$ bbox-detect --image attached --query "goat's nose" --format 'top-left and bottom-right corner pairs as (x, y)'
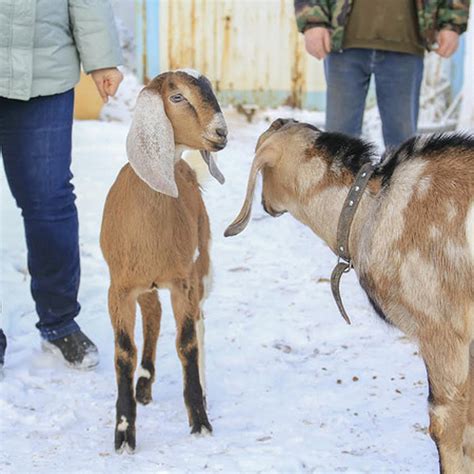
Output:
(215, 127), (227, 139)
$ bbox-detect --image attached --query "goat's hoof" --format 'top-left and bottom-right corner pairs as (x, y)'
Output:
(191, 418), (213, 436)
(115, 424), (136, 454)
(136, 378), (153, 405)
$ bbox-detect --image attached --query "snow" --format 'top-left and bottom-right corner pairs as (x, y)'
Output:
(1, 109), (438, 473)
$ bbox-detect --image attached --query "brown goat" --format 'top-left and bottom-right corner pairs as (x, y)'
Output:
(225, 119), (474, 473)
(100, 70), (227, 453)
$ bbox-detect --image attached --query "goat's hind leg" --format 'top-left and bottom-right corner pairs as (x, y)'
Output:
(136, 291), (162, 405)
(109, 285), (138, 453)
(171, 279), (212, 435)
(422, 335), (470, 473)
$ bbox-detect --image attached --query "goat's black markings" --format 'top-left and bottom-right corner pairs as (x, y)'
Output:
(183, 346), (212, 432)
(180, 317), (196, 348)
(136, 358), (155, 405)
(115, 357), (136, 450)
(358, 274), (393, 326)
(183, 348), (202, 405)
(196, 77), (222, 113)
(425, 364), (435, 405)
(418, 132), (474, 155)
(377, 132), (474, 186)
(140, 359), (155, 377)
(314, 132), (376, 174)
(366, 294), (392, 326)
(311, 131), (473, 189)
(117, 330), (133, 353)
(177, 319), (211, 432)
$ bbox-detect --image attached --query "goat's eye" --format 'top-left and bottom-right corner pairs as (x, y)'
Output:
(170, 94), (185, 103)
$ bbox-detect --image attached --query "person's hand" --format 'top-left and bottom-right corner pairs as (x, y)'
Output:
(304, 27), (331, 60)
(435, 29), (459, 58)
(90, 67), (124, 103)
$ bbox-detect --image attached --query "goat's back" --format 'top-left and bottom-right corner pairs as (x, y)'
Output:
(358, 143), (474, 338)
(100, 161), (210, 288)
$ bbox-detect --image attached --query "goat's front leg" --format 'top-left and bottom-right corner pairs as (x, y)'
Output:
(136, 291), (162, 405)
(109, 285), (138, 453)
(422, 334), (470, 474)
(463, 342), (474, 470)
(171, 279), (212, 435)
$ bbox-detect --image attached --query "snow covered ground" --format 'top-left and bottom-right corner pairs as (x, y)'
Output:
(1, 110), (438, 473)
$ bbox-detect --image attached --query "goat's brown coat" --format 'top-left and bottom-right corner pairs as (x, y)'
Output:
(226, 120), (474, 473)
(101, 70), (226, 453)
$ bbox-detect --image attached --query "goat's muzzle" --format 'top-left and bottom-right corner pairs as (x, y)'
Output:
(262, 196), (287, 217)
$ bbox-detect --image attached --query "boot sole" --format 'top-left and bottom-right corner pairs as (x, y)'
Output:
(41, 340), (100, 371)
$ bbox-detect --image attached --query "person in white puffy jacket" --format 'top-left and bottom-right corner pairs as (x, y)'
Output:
(0, 0), (123, 371)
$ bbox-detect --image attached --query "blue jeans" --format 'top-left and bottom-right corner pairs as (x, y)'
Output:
(0, 90), (81, 341)
(324, 49), (424, 147)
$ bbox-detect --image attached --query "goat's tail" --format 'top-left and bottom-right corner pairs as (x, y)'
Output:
(182, 150), (216, 186)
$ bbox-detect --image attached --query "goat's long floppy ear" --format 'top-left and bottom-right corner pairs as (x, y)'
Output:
(126, 89), (178, 197)
(224, 148), (274, 237)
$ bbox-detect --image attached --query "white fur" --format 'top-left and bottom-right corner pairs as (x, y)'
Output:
(117, 416), (129, 432)
(445, 200), (458, 223)
(137, 366), (151, 380)
(182, 149), (214, 186)
(205, 112), (227, 139)
(430, 225), (442, 241)
(415, 175), (432, 199)
(193, 247), (200, 263)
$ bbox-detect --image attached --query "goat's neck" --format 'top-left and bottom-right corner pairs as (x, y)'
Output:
(174, 144), (188, 162)
(294, 173), (377, 262)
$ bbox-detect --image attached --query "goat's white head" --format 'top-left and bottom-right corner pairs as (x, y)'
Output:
(225, 118), (323, 237)
(127, 70), (228, 197)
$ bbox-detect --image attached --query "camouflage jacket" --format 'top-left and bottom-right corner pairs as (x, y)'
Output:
(294, 0), (470, 52)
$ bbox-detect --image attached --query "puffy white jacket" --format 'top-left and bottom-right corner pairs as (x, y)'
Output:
(0, 0), (123, 100)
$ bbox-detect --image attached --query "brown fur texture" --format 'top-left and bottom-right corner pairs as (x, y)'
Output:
(226, 119), (474, 473)
(101, 71), (226, 453)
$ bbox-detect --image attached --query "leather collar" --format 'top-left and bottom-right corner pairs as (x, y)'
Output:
(330, 162), (375, 324)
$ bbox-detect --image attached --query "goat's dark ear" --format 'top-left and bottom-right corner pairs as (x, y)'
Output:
(127, 89), (178, 197)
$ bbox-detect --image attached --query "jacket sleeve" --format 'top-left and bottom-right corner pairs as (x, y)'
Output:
(294, 0), (332, 33)
(69, 0), (123, 73)
(437, 0), (470, 34)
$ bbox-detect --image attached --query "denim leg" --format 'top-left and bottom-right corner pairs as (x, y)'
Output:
(0, 91), (81, 341)
(324, 49), (372, 136)
(373, 51), (424, 148)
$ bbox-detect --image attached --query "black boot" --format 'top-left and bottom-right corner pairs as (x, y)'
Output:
(42, 330), (99, 370)
(0, 329), (6, 378)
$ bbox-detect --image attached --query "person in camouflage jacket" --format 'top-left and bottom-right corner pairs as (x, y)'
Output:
(294, 0), (470, 147)
(295, 0), (470, 51)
